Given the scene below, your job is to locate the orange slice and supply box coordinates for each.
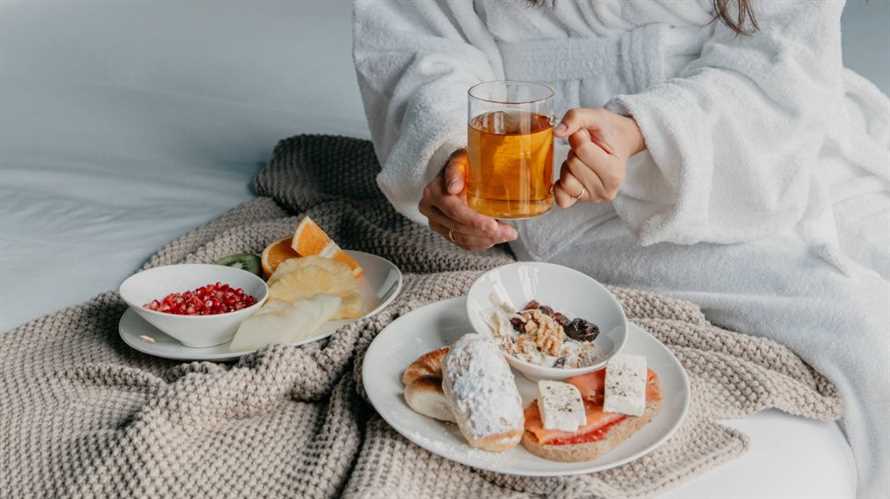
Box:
[291,216,363,277]
[331,250,363,277]
[292,216,334,256]
[260,237,300,278]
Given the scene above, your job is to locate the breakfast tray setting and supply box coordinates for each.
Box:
[0,135,841,498]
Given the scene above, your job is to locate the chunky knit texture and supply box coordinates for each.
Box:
[0,135,841,498]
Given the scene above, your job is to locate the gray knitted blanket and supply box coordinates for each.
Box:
[0,135,841,498]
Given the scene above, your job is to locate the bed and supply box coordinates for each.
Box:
[4,1,884,497]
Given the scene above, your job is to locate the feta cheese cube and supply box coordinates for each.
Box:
[603,354,648,416]
[537,380,586,432]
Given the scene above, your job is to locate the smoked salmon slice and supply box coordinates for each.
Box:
[525,400,625,444]
[566,369,606,403]
[566,368,661,404]
[525,369,662,445]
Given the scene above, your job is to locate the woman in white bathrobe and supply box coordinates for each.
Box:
[353,1,890,496]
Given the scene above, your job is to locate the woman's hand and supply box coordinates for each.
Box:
[552,108,646,209]
[419,149,518,251]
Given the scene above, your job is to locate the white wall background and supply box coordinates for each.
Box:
[0,0,367,175]
[842,0,890,93]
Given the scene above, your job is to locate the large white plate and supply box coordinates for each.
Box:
[119,251,402,361]
[362,297,689,476]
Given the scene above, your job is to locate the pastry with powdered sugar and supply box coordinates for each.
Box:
[441,334,524,452]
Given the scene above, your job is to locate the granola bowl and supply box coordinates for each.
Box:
[466,262,628,381]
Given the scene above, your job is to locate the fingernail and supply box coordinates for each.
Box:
[555,123,568,135]
[447,179,460,193]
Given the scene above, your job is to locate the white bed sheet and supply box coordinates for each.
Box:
[0,157,258,331]
[0,1,872,497]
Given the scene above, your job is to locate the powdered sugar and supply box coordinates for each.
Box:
[442,334,524,440]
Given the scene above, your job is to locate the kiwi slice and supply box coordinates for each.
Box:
[215,254,262,276]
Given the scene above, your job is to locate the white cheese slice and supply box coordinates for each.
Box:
[537,380,586,432]
[603,354,648,417]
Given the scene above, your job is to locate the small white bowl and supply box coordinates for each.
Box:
[466,262,627,381]
[119,264,268,348]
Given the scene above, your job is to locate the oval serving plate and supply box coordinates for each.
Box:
[120,251,402,361]
[362,296,689,476]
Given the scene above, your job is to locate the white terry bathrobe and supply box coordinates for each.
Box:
[353,1,890,496]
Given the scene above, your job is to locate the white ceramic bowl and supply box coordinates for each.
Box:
[119,264,268,348]
[466,262,627,381]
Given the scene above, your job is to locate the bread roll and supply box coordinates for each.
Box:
[441,334,524,452]
[402,347,454,421]
[403,376,455,422]
[401,347,448,386]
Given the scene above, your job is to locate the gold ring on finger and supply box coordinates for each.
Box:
[574,185,587,199]
[448,228,456,242]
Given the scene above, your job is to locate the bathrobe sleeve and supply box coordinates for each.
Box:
[607,0,845,246]
[353,0,502,224]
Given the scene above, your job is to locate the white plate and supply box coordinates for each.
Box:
[119,251,402,361]
[362,297,689,476]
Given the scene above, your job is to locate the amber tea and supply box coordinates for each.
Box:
[466,81,554,219]
[467,111,554,219]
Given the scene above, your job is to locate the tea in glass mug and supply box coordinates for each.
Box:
[466,81,554,219]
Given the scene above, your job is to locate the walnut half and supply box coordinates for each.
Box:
[517,309,565,356]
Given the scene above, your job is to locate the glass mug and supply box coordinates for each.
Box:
[466,81,555,219]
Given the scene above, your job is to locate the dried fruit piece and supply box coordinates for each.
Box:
[552,312,569,327]
[565,318,600,342]
[510,317,524,332]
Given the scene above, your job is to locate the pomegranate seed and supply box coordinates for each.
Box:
[144,282,256,316]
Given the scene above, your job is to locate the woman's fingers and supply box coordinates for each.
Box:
[570,142,623,200]
[431,197,518,243]
[420,165,497,235]
[554,152,619,205]
[423,205,500,239]
[554,165,585,209]
[417,153,518,251]
[420,171,494,234]
[443,150,469,194]
[553,108,601,139]
[550,107,637,210]
[433,188,517,241]
[436,194,499,234]
[429,221,498,251]
[557,110,616,155]
[567,153,610,201]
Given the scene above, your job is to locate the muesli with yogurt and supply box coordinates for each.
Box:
[486,298,602,368]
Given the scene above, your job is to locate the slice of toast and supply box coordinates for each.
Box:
[521,397,661,462]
